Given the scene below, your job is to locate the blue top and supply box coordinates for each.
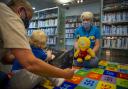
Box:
[74,26,100,48]
[12,45,47,71]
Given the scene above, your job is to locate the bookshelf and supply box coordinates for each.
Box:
[101,0,128,61]
[27,7,65,49]
[64,14,100,50]
[64,15,82,50]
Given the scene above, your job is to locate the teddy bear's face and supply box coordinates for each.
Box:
[78,37,91,51]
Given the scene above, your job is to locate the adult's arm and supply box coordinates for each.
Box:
[11,48,74,79]
[92,39,100,53]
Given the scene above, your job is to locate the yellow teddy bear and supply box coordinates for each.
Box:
[74,37,95,63]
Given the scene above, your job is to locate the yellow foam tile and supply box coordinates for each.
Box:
[99,60,108,66]
[96,81,116,89]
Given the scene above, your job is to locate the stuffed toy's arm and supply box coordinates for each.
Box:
[87,48,95,57]
[85,55,91,60]
[74,50,80,58]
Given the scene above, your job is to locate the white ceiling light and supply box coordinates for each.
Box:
[77,0,83,3]
[81,0,83,3]
[63,3,69,6]
[57,0,73,4]
[32,7,36,10]
[77,0,80,3]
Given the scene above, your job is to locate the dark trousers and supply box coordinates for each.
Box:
[0,71,9,89]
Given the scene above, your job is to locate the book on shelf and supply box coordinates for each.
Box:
[65,34,74,38]
[102,37,128,49]
[41,28,57,36]
[29,21,38,28]
[65,29,74,33]
[31,13,39,20]
[103,11,128,22]
[102,25,128,36]
[39,13,58,19]
[47,37,56,45]
[38,19,58,27]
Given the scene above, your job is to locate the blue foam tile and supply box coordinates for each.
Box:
[103,70,117,77]
[78,78,98,89]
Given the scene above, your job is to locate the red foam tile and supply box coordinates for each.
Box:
[86,72,102,80]
[117,72,128,80]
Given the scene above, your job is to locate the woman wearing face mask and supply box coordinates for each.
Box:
[74,11,100,68]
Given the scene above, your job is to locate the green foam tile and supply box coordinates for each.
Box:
[75,85,89,89]
[116,78,128,88]
[75,70,89,77]
[91,68,104,74]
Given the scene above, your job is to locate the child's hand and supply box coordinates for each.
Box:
[51,54,55,60]
[7,72,14,79]
[46,50,52,61]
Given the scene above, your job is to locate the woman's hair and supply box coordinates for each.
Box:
[81,11,94,21]
[30,30,47,48]
[7,0,32,11]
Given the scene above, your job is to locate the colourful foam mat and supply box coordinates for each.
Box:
[54,60,128,89]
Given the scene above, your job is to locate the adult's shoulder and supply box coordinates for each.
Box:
[92,25,99,30]
[0,2,6,7]
[0,2,11,14]
[75,26,83,31]
[0,2,20,20]
[92,26,100,32]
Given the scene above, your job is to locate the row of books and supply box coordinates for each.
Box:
[41,28,57,36]
[29,21,38,28]
[38,19,58,27]
[27,28,57,36]
[65,23,82,28]
[103,11,128,22]
[65,29,74,33]
[103,37,128,49]
[39,13,58,19]
[29,19,58,28]
[65,15,100,23]
[47,37,56,45]
[65,34,74,38]
[93,22,100,27]
[65,16,80,23]
[27,30,36,36]
[104,0,128,5]
[102,25,128,35]
[65,39,74,46]
[31,16,38,20]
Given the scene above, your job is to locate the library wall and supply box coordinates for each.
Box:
[64,1,101,16]
[28,0,55,10]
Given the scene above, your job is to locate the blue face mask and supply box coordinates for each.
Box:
[83,22,91,30]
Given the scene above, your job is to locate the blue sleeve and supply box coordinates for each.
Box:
[33,50,47,61]
[12,59,23,71]
[95,27,100,39]
[74,28,79,39]
[40,51,47,61]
